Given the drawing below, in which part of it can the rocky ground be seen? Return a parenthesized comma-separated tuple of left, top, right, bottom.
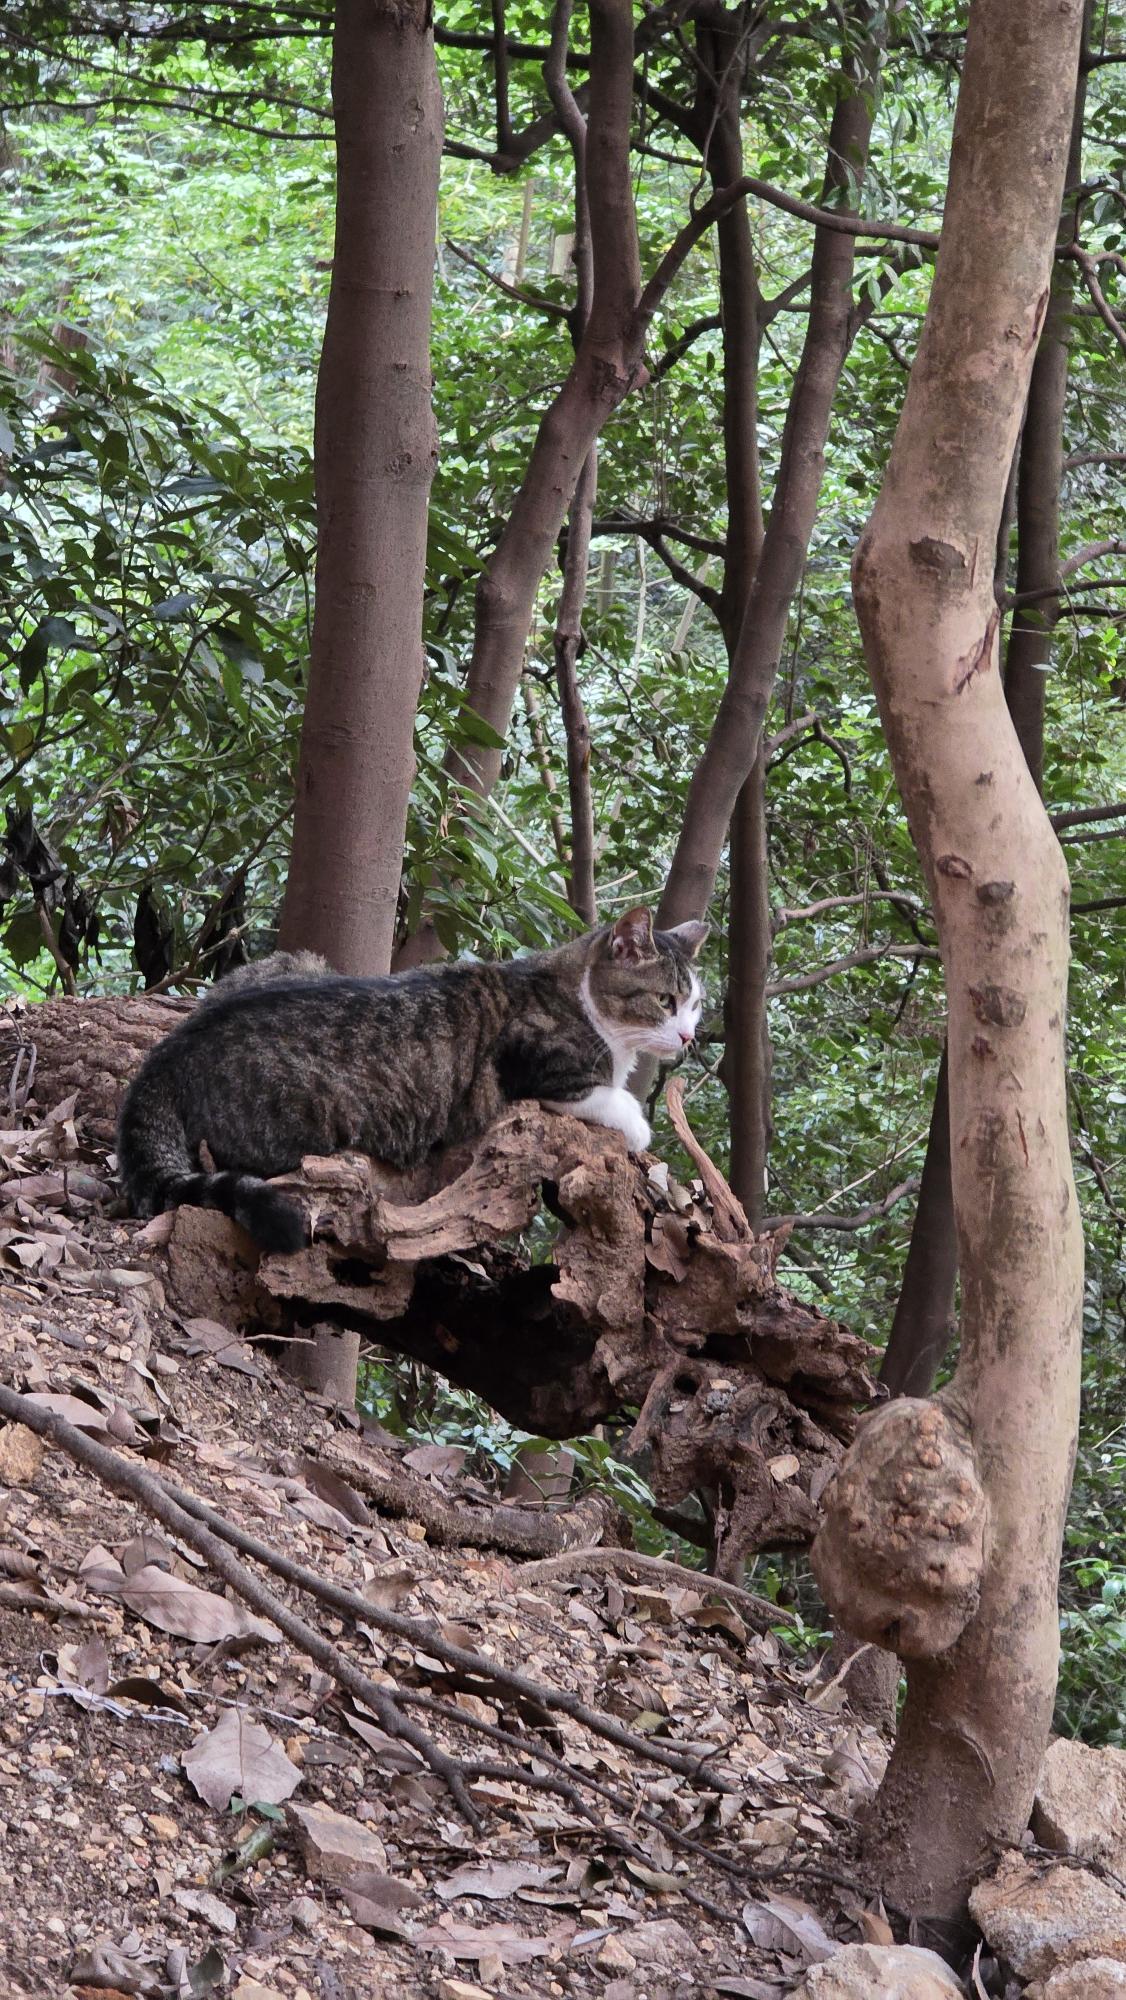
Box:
(4, 1076, 1126, 2000)
(0, 1096, 897, 2000)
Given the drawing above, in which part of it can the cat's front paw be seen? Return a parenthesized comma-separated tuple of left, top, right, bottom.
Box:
(612, 1096, 651, 1153)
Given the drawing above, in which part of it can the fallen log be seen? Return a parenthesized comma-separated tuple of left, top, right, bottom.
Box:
(2, 994, 878, 1573)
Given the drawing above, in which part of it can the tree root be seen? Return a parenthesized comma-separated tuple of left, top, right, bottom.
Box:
(156, 1464, 740, 1791)
(516, 1544, 789, 1630)
(322, 1433, 618, 1557)
(0, 1385, 484, 1824)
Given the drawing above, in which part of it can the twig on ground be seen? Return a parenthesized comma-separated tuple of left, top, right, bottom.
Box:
(517, 1545, 791, 1630)
(0, 1386, 483, 1822)
(127, 1450, 741, 1792)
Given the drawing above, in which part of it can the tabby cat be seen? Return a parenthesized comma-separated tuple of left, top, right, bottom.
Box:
(117, 906, 707, 1253)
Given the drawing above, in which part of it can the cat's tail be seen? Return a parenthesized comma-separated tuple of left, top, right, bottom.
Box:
(116, 1069, 307, 1254)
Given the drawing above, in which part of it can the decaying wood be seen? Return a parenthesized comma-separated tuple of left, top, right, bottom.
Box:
(4, 994, 877, 1573)
(2, 992, 193, 1146)
(322, 1432, 619, 1559)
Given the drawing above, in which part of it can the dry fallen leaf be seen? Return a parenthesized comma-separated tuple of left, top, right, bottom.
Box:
(182, 1708, 302, 1810)
(858, 1906, 896, 1946)
(436, 1859, 561, 1902)
(416, 1918, 575, 1967)
(94, 1558, 281, 1646)
(741, 1891, 837, 1964)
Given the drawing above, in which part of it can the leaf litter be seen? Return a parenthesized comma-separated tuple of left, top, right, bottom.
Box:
(0, 1093, 888, 1997)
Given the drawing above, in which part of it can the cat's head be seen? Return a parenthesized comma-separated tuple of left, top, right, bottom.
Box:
(583, 907, 708, 1066)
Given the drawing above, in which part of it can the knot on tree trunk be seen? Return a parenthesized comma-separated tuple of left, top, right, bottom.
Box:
(811, 1396, 987, 1657)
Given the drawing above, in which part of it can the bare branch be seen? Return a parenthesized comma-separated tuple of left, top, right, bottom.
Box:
(634, 179, 939, 337)
(766, 943, 938, 997)
(1065, 243, 1126, 356)
(1049, 800, 1126, 830)
(774, 890, 925, 926)
(651, 311, 722, 380)
(445, 236, 570, 320)
(764, 1175, 922, 1233)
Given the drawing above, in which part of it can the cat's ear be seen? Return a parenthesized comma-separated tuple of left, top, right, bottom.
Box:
(666, 919, 709, 959)
(609, 907, 656, 962)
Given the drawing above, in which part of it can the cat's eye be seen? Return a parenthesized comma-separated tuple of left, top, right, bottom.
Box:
(659, 992, 675, 1008)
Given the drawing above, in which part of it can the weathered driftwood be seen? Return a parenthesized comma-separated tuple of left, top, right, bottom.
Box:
(3, 995, 878, 1572)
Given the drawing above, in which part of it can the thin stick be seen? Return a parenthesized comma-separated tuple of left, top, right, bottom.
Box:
(516, 1544, 791, 1629)
(0, 1387, 481, 1822)
(152, 1466, 740, 1792)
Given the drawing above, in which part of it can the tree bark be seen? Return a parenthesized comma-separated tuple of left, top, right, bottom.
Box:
(880, 43, 1087, 1402)
(724, 748, 772, 1224)
(877, 1044, 956, 1397)
(278, 0, 442, 974)
(450, 0, 641, 800)
(658, 26, 881, 928)
(699, 11, 770, 1225)
(554, 449, 599, 925)
(1003, 44, 1087, 786)
(820, 0, 1085, 1925)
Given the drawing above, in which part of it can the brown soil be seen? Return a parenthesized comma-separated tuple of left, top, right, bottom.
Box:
(0, 1111, 885, 2000)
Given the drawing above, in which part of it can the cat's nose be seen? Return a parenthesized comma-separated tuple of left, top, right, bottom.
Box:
(679, 1030, 693, 1045)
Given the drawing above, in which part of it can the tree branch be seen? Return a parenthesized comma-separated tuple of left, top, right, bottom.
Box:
(764, 1175, 922, 1233)
(766, 943, 938, 997)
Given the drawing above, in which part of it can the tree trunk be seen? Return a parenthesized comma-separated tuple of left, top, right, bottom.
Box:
(658, 29, 880, 928)
(450, 0, 641, 801)
(878, 1045, 956, 1397)
(879, 44, 1086, 1402)
(820, 0, 1085, 1925)
(724, 749, 772, 1224)
(700, 12, 770, 1225)
(279, 0, 442, 974)
(1003, 47, 1087, 785)
(554, 450, 599, 925)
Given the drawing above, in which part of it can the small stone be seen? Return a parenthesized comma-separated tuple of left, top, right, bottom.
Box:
(1027, 1961, 1126, 1999)
(286, 1800, 388, 1887)
(437, 1981, 494, 2000)
(789, 1942, 964, 1997)
(1034, 1737, 1126, 1872)
(597, 1937, 637, 1973)
(147, 1813, 180, 1841)
(0, 1425, 44, 1485)
(289, 1895, 320, 1933)
(625, 1918, 700, 1966)
(971, 1852, 1126, 1981)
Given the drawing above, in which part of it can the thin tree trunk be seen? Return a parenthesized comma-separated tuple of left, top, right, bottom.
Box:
(1003, 45, 1087, 784)
(880, 45, 1086, 1399)
(878, 1045, 956, 1396)
(699, 12, 770, 1221)
(658, 25, 881, 929)
(546, 0, 598, 927)
(279, 0, 441, 973)
(821, 0, 1085, 1922)
(450, 0, 641, 801)
(724, 747, 772, 1222)
(554, 449, 598, 924)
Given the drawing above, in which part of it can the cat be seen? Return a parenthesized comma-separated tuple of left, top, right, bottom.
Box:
(117, 906, 707, 1253)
